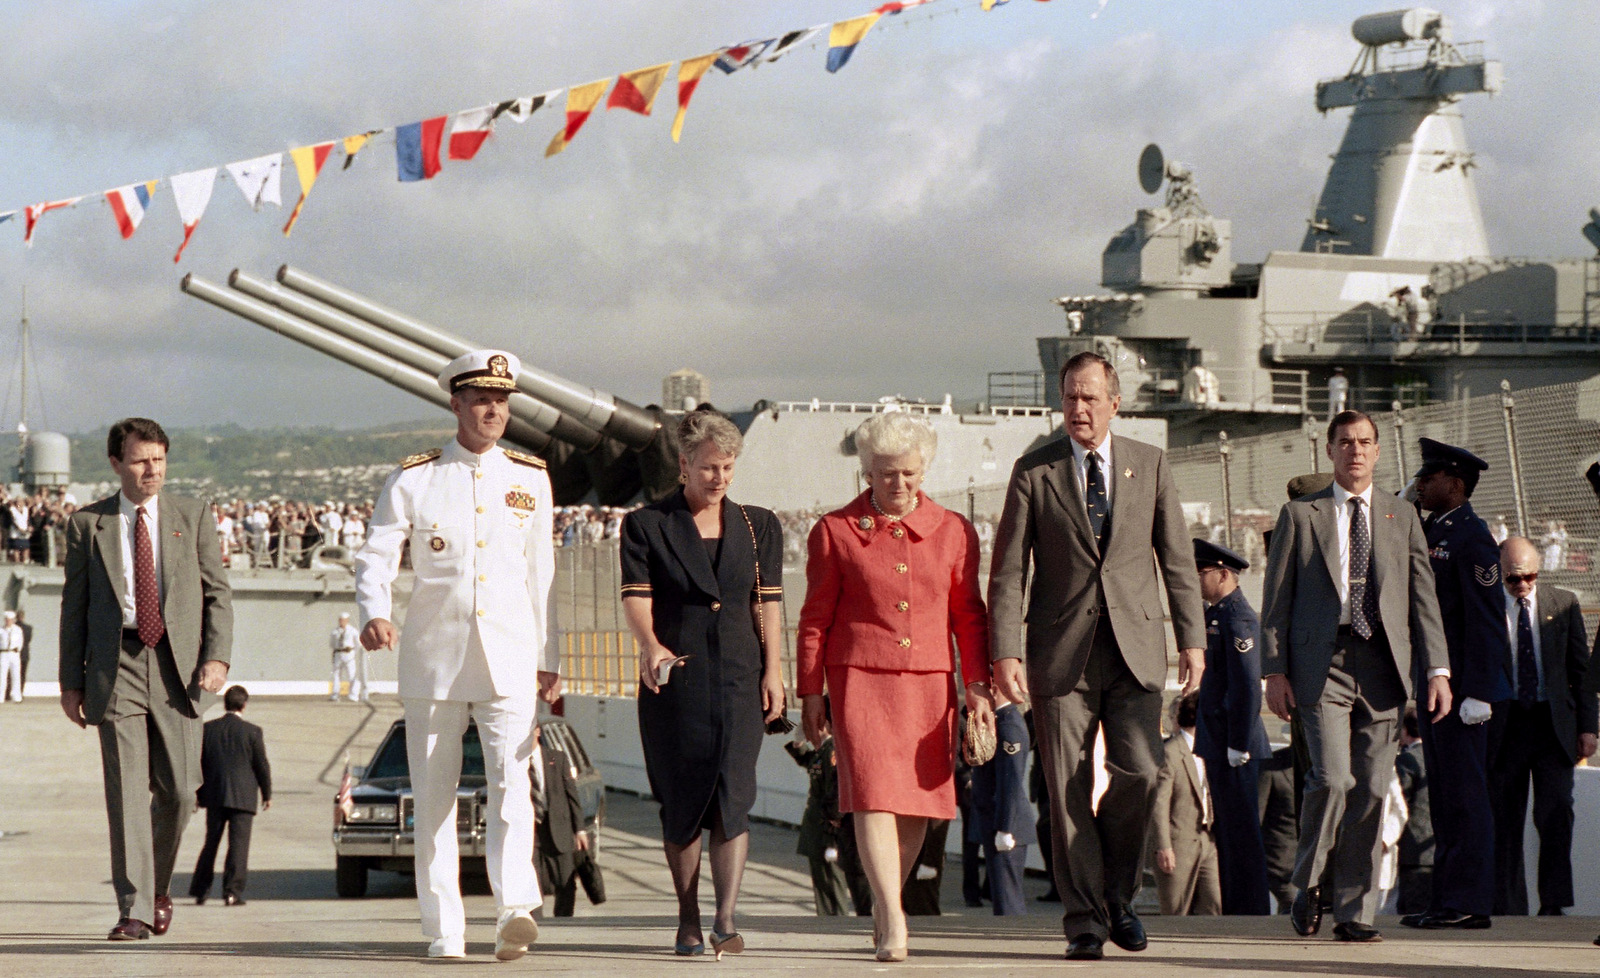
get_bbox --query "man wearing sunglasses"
[1400,438,1511,931]
[1489,537,1596,919]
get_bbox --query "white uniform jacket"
[355,438,558,701]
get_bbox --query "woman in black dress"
[620,410,785,958]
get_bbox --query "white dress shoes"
[428,935,466,958]
[495,909,540,961]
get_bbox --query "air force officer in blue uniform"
[969,695,1035,915]
[1401,438,1512,930]
[1192,540,1272,915]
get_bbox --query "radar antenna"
[1135,143,1208,220]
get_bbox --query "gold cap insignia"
[488,354,509,377]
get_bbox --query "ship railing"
[773,399,951,416]
[558,627,801,699]
[987,371,1046,407]
[1304,383,1431,417]
[1264,311,1600,352]
[1124,366,1310,414]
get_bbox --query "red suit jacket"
[797,491,990,694]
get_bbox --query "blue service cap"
[1193,538,1248,572]
[1415,437,1488,479]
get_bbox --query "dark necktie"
[1085,450,1108,548]
[1348,498,1376,639]
[1516,597,1539,707]
[134,506,166,649]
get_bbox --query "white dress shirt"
[1181,729,1213,827]
[0,623,22,652]
[1069,433,1114,513]
[117,492,164,629]
[1504,588,1546,701]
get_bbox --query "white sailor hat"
[439,349,520,394]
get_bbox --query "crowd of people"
[42,347,1600,962]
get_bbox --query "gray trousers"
[1291,630,1404,925]
[97,635,200,925]
[1034,624,1163,940]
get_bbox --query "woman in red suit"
[798,412,994,963]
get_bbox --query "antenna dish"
[1138,143,1165,195]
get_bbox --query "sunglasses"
[1506,573,1538,585]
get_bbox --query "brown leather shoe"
[108,918,153,941]
[152,895,172,936]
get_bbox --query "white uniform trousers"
[331,651,360,701]
[404,692,542,940]
[0,650,21,701]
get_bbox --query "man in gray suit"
[59,418,233,941]
[1261,409,1450,942]
[990,351,1206,961]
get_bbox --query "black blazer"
[196,712,271,812]
[1533,584,1597,764]
[536,741,584,856]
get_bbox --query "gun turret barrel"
[181,273,552,452]
[227,270,602,451]
[276,265,660,450]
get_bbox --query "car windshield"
[364,724,486,780]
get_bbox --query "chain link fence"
[1168,378,1600,613]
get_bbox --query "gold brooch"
[430,537,445,552]
[858,516,874,531]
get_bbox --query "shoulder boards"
[401,448,441,470]
[504,448,547,469]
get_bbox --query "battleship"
[12,5,1600,678]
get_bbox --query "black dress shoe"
[152,894,172,936]
[1419,910,1490,929]
[1107,905,1147,952]
[223,894,246,907]
[193,894,207,906]
[1399,912,1427,928]
[1538,906,1565,916]
[1333,921,1382,943]
[108,918,153,941]
[1065,934,1104,961]
[1037,889,1061,903]
[1291,886,1322,937]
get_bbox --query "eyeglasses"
[1506,573,1538,585]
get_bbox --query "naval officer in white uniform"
[355,349,560,961]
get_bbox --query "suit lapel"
[158,497,181,612]
[1178,738,1204,807]
[1308,492,1342,589]
[1041,442,1098,558]
[1369,492,1395,599]
[661,494,721,599]
[93,501,129,609]
[1536,585,1563,689]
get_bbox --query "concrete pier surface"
[2,697,1597,977]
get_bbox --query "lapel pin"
[1123,468,1133,479]
[858,516,874,531]
[1384,514,1394,519]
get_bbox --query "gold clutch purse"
[962,713,996,767]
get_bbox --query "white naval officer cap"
[438,349,520,394]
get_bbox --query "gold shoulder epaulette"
[401,448,441,470]
[504,448,547,469]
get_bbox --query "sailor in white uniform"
[329,612,362,702]
[355,349,560,961]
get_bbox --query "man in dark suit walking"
[190,685,271,906]
[533,722,589,917]
[59,418,233,941]
[1261,409,1450,943]
[989,351,1206,961]
[1489,536,1597,916]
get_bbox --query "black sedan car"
[334,717,604,897]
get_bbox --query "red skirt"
[827,664,959,819]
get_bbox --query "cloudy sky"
[0,0,1593,435]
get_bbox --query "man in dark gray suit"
[59,418,233,941]
[1489,536,1597,916]
[1261,409,1450,943]
[189,684,272,906]
[990,351,1206,961]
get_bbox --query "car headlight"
[346,803,399,824]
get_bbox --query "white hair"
[854,412,937,474]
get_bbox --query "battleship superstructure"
[1039,7,1600,447]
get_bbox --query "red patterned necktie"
[134,506,166,648]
